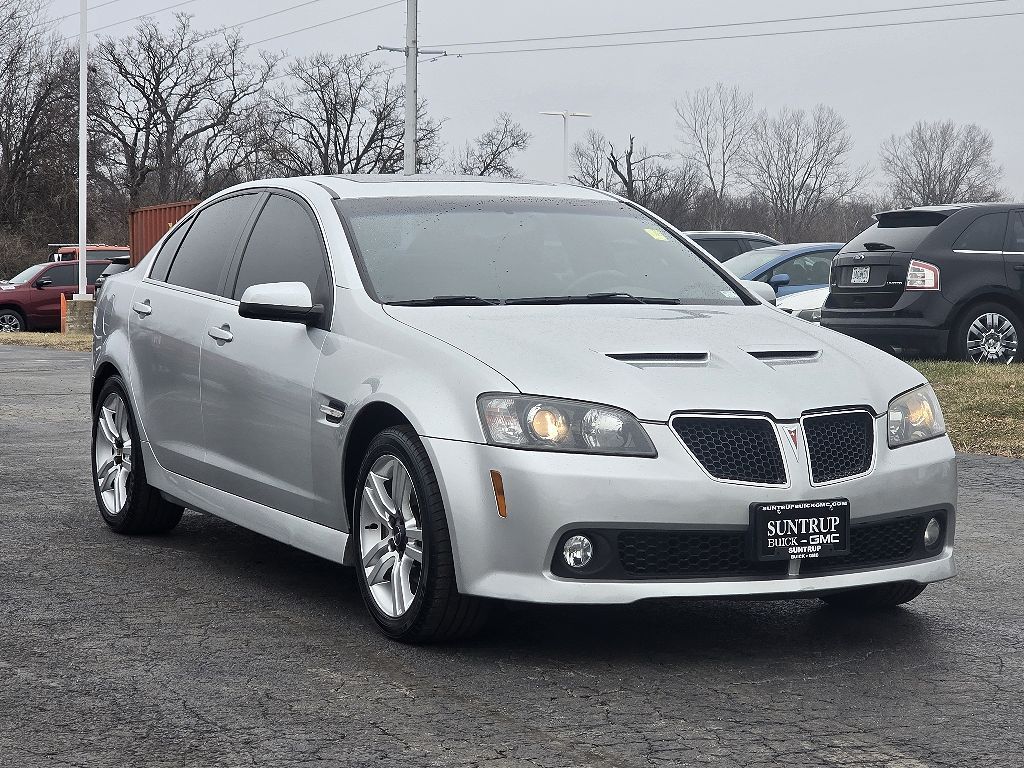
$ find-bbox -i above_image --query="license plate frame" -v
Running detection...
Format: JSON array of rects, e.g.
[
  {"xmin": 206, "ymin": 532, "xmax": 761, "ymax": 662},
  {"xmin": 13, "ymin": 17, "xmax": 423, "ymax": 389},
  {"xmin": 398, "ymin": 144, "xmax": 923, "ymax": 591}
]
[
  {"xmin": 750, "ymin": 499, "xmax": 851, "ymax": 561},
  {"xmin": 850, "ymin": 266, "xmax": 871, "ymax": 284}
]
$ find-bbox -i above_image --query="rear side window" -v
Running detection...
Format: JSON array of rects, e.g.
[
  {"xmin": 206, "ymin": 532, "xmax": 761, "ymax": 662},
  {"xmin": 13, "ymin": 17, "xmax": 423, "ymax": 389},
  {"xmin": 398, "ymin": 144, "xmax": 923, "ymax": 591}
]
[
  {"xmin": 695, "ymin": 238, "xmax": 744, "ymax": 262},
  {"xmin": 149, "ymin": 219, "xmax": 193, "ymax": 282},
  {"xmin": 87, "ymin": 263, "xmax": 106, "ymax": 282},
  {"xmin": 1006, "ymin": 212, "xmax": 1024, "ymax": 252},
  {"xmin": 953, "ymin": 213, "xmax": 1008, "ymax": 252},
  {"xmin": 841, "ymin": 210, "xmax": 949, "ymax": 254},
  {"xmin": 165, "ymin": 194, "xmax": 260, "ymax": 295},
  {"xmin": 231, "ymin": 194, "xmax": 331, "ymax": 306}
]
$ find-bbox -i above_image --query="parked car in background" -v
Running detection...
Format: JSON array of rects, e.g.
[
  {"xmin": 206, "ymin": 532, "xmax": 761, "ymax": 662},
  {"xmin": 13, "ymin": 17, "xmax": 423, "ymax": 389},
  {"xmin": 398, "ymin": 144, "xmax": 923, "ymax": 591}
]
[
  {"xmin": 0, "ymin": 260, "xmax": 108, "ymax": 332},
  {"xmin": 822, "ymin": 204, "xmax": 1024, "ymax": 363},
  {"xmin": 778, "ymin": 286, "xmax": 829, "ymax": 323},
  {"xmin": 91, "ymin": 175, "xmax": 955, "ymax": 643},
  {"xmin": 683, "ymin": 230, "xmax": 780, "ymax": 262},
  {"xmin": 93, "ymin": 253, "xmax": 133, "ymax": 298},
  {"xmin": 725, "ymin": 243, "xmax": 843, "ymax": 297}
]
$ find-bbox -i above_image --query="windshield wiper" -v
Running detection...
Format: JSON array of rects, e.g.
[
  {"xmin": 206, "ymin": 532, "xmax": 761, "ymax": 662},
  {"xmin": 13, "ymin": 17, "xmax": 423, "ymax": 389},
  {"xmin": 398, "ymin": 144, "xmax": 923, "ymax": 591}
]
[
  {"xmin": 505, "ymin": 292, "xmax": 681, "ymax": 305},
  {"xmin": 862, "ymin": 242, "xmax": 895, "ymax": 251},
  {"xmin": 388, "ymin": 295, "xmax": 500, "ymax": 306}
]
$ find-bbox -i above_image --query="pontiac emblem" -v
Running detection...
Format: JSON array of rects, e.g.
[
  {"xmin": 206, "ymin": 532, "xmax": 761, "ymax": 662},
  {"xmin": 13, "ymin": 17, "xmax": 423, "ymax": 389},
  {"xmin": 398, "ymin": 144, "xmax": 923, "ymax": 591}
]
[{"xmin": 785, "ymin": 426, "xmax": 800, "ymax": 450}]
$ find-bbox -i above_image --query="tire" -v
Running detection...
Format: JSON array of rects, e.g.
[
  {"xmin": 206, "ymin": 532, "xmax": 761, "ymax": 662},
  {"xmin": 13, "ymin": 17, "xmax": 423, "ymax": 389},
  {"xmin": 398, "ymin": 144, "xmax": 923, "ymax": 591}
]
[
  {"xmin": 353, "ymin": 425, "xmax": 488, "ymax": 643},
  {"xmin": 820, "ymin": 581, "xmax": 926, "ymax": 610},
  {"xmin": 0, "ymin": 308, "xmax": 25, "ymax": 333},
  {"xmin": 950, "ymin": 301, "xmax": 1021, "ymax": 363},
  {"xmin": 92, "ymin": 375, "xmax": 183, "ymax": 535}
]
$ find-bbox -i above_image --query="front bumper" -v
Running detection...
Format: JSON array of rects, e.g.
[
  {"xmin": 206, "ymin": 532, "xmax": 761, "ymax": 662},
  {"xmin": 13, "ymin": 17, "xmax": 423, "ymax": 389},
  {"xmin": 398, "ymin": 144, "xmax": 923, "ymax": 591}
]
[{"xmin": 422, "ymin": 422, "xmax": 957, "ymax": 604}]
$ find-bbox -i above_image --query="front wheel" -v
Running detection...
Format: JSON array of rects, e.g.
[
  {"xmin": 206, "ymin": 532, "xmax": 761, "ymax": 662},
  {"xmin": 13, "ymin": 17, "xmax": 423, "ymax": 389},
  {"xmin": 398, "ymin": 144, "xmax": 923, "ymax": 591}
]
[
  {"xmin": 0, "ymin": 308, "xmax": 25, "ymax": 332},
  {"xmin": 92, "ymin": 376, "xmax": 183, "ymax": 534},
  {"xmin": 354, "ymin": 426, "xmax": 488, "ymax": 643},
  {"xmin": 820, "ymin": 582, "xmax": 926, "ymax": 609},
  {"xmin": 951, "ymin": 302, "xmax": 1021, "ymax": 363}
]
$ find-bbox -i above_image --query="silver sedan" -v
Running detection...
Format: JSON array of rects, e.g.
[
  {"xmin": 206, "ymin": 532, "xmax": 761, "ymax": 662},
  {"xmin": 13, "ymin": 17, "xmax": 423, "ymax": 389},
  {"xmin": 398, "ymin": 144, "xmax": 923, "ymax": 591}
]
[{"xmin": 91, "ymin": 176, "xmax": 956, "ymax": 642}]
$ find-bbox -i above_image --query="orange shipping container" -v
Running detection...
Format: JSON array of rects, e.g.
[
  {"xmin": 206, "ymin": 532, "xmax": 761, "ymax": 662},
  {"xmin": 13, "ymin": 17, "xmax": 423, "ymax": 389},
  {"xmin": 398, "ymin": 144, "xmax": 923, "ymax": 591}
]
[{"xmin": 128, "ymin": 201, "xmax": 199, "ymax": 266}]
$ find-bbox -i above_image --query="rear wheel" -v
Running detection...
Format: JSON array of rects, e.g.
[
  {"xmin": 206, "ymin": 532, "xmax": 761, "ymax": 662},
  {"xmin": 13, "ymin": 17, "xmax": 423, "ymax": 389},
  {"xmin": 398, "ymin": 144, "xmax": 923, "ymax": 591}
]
[
  {"xmin": 92, "ymin": 376, "xmax": 183, "ymax": 534},
  {"xmin": 0, "ymin": 308, "xmax": 25, "ymax": 332},
  {"xmin": 820, "ymin": 582, "xmax": 926, "ymax": 609},
  {"xmin": 354, "ymin": 425, "xmax": 488, "ymax": 643},
  {"xmin": 951, "ymin": 302, "xmax": 1021, "ymax": 363}
]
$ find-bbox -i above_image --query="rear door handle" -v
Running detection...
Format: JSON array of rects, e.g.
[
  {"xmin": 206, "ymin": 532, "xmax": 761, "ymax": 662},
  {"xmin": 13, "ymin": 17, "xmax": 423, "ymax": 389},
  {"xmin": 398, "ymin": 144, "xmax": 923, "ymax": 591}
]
[
  {"xmin": 1013, "ymin": 264, "xmax": 1024, "ymax": 272},
  {"xmin": 208, "ymin": 325, "xmax": 233, "ymax": 343},
  {"xmin": 131, "ymin": 300, "xmax": 152, "ymax": 316}
]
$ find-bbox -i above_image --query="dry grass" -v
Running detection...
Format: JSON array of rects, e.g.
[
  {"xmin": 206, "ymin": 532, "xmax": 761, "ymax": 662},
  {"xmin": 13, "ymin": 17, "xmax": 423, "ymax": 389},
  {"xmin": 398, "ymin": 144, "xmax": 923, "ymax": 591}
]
[
  {"xmin": 0, "ymin": 332, "xmax": 92, "ymax": 353},
  {"xmin": 911, "ymin": 360, "xmax": 1024, "ymax": 459}
]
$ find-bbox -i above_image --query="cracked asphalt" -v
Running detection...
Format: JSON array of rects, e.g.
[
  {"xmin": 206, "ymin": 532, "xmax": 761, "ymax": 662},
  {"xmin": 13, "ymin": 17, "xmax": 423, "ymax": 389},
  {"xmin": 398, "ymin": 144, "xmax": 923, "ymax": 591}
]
[{"xmin": 1, "ymin": 344, "xmax": 1022, "ymax": 767}]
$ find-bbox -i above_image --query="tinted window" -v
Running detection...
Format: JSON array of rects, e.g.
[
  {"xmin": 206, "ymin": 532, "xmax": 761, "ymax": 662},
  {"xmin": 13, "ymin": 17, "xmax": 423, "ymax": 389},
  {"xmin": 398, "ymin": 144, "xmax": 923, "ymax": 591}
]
[
  {"xmin": 761, "ymin": 251, "xmax": 837, "ymax": 287},
  {"xmin": 165, "ymin": 194, "xmax": 259, "ymax": 295},
  {"xmin": 41, "ymin": 264, "xmax": 76, "ymax": 286},
  {"xmin": 150, "ymin": 219, "xmax": 193, "ymax": 282},
  {"xmin": 746, "ymin": 238, "xmax": 777, "ymax": 250},
  {"xmin": 87, "ymin": 263, "xmax": 107, "ymax": 282},
  {"xmin": 232, "ymin": 195, "xmax": 330, "ymax": 304},
  {"xmin": 341, "ymin": 197, "xmax": 746, "ymax": 306},
  {"xmin": 1006, "ymin": 212, "xmax": 1024, "ymax": 252},
  {"xmin": 694, "ymin": 238, "xmax": 745, "ymax": 262},
  {"xmin": 953, "ymin": 213, "xmax": 1008, "ymax": 252},
  {"xmin": 726, "ymin": 246, "xmax": 793, "ymax": 277},
  {"xmin": 841, "ymin": 210, "xmax": 950, "ymax": 254}
]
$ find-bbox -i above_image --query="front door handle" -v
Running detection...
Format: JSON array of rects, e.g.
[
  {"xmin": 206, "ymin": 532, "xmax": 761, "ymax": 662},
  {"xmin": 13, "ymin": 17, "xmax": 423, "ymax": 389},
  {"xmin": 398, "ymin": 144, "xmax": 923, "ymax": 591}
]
[
  {"xmin": 1013, "ymin": 264, "xmax": 1024, "ymax": 272},
  {"xmin": 131, "ymin": 300, "xmax": 152, "ymax": 316},
  {"xmin": 208, "ymin": 325, "xmax": 233, "ymax": 343}
]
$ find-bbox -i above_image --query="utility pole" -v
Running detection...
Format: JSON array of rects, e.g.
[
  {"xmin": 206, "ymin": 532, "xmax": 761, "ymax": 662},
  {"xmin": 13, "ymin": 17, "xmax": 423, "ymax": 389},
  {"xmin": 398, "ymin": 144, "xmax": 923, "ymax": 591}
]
[
  {"xmin": 379, "ymin": 0, "xmax": 444, "ymax": 175},
  {"xmin": 74, "ymin": 0, "xmax": 88, "ymax": 300},
  {"xmin": 540, "ymin": 111, "xmax": 592, "ymax": 183}
]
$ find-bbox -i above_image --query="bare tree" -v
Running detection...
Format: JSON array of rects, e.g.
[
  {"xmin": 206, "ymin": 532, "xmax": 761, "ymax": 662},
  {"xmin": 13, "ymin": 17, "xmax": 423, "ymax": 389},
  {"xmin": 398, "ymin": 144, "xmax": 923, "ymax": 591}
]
[
  {"xmin": 268, "ymin": 52, "xmax": 441, "ymax": 176},
  {"xmin": 452, "ymin": 112, "xmax": 530, "ymax": 177},
  {"xmin": 879, "ymin": 120, "xmax": 1005, "ymax": 206},
  {"xmin": 605, "ymin": 135, "xmax": 703, "ymax": 224},
  {"xmin": 90, "ymin": 15, "xmax": 277, "ymax": 210},
  {"xmin": 742, "ymin": 105, "xmax": 866, "ymax": 241},
  {"xmin": 675, "ymin": 82, "xmax": 753, "ymax": 228},
  {"xmin": 570, "ymin": 128, "xmax": 614, "ymax": 190}
]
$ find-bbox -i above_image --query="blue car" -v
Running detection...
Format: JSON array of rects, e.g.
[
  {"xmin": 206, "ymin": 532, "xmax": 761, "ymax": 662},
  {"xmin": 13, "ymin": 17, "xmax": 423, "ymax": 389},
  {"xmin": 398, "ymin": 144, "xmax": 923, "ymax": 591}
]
[{"xmin": 725, "ymin": 242, "xmax": 844, "ymax": 297}]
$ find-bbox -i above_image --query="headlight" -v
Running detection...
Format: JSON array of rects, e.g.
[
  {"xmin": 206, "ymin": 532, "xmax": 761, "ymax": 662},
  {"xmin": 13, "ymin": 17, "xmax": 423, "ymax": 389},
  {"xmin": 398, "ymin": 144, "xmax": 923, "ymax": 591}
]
[
  {"xmin": 887, "ymin": 384, "xmax": 945, "ymax": 448},
  {"xmin": 796, "ymin": 308, "xmax": 822, "ymax": 323},
  {"xmin": 478, "ymin": 394, "xmax": 656, "ymax": 456}
]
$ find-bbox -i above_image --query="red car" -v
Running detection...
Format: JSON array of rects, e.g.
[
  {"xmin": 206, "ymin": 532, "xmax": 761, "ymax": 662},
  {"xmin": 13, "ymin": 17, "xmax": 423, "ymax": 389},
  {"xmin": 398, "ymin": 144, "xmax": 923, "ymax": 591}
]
[{"xmin": 0, "ymin": 260, "xmax": 109, "ymax": 332}]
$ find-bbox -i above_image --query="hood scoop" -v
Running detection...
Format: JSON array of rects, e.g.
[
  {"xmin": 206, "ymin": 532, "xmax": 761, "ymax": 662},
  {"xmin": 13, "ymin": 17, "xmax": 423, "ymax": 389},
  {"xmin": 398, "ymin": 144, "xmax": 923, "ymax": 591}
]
[
  {"xmin": 744, "ymin": 347, "xmax": 822, "ymax": 365},
  {"xmin": 607, "ymin": 352, "xmax": 709, "ymax": 369}
]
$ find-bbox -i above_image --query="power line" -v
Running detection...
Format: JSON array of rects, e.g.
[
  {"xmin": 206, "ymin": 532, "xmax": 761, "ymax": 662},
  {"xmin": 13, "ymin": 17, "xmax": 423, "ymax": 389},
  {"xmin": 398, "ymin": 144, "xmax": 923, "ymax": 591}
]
[
  {"xmin": 60, "ymin": 0, "xmax": 200, "ymax": 39},
  {"xmin": 223, "ymin": 0, "xmax": 333, "ymax": 33},
  {"xmin": 427, "ymin": 0, "xmax": 1011, "ymax": 48},
  {"xmin": 447, "ymin": 9, "xmax": 1024, "ymax": 57},
  {"xmin": 51, "ymin": 0, "xmax": 129, "ymax": 24},
  {"xmin": 249, "ymin": 0, "xmax": 403, "ymax": 46}
]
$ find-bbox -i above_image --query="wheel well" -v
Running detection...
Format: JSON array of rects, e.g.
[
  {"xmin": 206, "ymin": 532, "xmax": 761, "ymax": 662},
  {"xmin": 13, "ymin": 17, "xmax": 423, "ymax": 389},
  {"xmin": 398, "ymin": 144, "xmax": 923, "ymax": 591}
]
[
  {"xmin": 948, "ymin": 293, "xmax": 1024, "ymax": 354},
  {"xmin": 342, "ymin": 402, "xmax": 413, "ymax": 522},
  {"xmin": 92, "ymin": 362, "xmax": 120, "ymax": 410}
]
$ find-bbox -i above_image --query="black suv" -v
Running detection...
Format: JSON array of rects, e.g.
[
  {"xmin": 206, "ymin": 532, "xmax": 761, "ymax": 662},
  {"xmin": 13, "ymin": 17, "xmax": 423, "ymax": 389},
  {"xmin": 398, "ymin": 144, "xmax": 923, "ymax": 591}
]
[{"xmin": 822, "ymin": 204, "xmax": 1023, "ymax": 363}]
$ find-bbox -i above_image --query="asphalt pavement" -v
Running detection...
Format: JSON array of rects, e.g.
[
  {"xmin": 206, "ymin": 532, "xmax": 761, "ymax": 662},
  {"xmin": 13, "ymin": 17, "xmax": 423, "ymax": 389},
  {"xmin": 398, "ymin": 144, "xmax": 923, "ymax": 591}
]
[{"xmin": 1, "ymin": 344, "xmax": 1022, "ymax": 767}]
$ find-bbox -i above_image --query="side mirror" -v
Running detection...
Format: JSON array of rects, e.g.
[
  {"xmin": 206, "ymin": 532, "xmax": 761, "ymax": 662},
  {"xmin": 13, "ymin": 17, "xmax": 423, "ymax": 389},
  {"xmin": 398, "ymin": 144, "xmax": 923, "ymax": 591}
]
[
  {"xmin": 742, "ymin": 279, "xmax": 777, "ymax": 306},
  {"xmin": 34, "ymin": 278, "xmax": 53, "ymax": 289},
  {"xmin": 768, "ymin": 273, "xmax": 791, "ymax": 289},
  {"xmin": 238, "ymin": 282, "xmax": 324, "ymax": 325}
]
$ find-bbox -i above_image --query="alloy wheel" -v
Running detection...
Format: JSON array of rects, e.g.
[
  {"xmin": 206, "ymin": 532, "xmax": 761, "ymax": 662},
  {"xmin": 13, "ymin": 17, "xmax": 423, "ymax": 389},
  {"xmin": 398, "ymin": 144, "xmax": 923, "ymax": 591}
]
[
  {"xmin": 0, "ymin": 312, "xmax": 22, "ymax": 332},
  {"xmin": 94, "ymin": 392, "xmax": 133, "ymax": 514},
  {"xmin": 966, "ymin": 312, "xmax": 1018, "ymax": 363},
  {"xmin": 358, "ymin": 455, "xmax": 424, "ymax": 618}
]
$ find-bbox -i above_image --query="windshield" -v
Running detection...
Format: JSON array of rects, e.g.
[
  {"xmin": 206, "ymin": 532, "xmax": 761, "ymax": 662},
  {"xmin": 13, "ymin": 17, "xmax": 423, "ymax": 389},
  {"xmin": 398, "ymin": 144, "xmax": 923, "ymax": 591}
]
[
  {"xmin": 725, "ymin": 246, "xmax": 795, "ymax": 277},
  {"xmin": 339, "ymin": 196, "xmax": 746, "ymax": 306},
  {"xmin": 3, "ymin": 264, "xmax": 44, "ymax": 285}
]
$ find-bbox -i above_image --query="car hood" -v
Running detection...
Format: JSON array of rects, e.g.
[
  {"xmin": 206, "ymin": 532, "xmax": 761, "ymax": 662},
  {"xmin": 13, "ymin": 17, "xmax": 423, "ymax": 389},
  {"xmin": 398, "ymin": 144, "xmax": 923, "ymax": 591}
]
[{"xmin": 385, "ymin": 304, "xmax": 925, "ymax": 421}]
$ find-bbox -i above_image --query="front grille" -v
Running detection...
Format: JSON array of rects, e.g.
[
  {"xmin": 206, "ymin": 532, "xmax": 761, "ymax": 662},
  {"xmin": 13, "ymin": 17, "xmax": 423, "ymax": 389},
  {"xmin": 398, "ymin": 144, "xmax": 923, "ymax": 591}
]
[
  {"xmin": 803, "ymin": 411, "xmax": 874, "ymax": 483},
  {"xmin": 673, "ymin": 417, "xmax": 786, "ymax": 485}
]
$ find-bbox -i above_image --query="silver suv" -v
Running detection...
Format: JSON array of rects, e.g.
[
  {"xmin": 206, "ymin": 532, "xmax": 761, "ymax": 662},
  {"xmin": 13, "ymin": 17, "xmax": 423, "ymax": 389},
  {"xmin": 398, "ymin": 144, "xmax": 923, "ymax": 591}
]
[{"xmin": 92, "ymin": 176, "xmax": 956, "ymax": 642}]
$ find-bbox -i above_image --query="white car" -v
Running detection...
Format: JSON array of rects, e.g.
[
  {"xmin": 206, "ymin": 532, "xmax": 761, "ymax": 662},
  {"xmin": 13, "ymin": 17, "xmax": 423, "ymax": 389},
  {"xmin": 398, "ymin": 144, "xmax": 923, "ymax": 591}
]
[{"xmin": 778, "ymin": 286, "xmax": 830, "ymax": 323}]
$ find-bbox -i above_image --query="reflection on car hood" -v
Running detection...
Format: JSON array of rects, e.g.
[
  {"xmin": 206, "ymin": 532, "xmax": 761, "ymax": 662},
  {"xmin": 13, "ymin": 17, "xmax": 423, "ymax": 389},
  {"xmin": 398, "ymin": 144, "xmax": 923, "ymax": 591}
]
[
  {"xmin": 385, "ymin": 304, "xmax": 924, "ymax": 421},
  {"xmin": 777, "ymin": 287, "xmax": 830, "ymax": 312}
]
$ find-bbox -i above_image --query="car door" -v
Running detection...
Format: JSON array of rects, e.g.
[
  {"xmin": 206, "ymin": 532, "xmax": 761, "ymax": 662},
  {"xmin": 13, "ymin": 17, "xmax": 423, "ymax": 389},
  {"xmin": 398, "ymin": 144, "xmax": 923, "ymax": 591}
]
[
  {"xmin": 1004, "ymin": 210, "xmax": 1024, "ymax": 294},
  {"xmin": 27, "ymin": 263, "xmax": 77, "ymax": 328},
  {"xmin": 129, "ymin": 192, "xmax": 262, "ymax": 480},
  {"xmin": 198, "ymin": 191, "xmax": 333, "ymax": 523}
]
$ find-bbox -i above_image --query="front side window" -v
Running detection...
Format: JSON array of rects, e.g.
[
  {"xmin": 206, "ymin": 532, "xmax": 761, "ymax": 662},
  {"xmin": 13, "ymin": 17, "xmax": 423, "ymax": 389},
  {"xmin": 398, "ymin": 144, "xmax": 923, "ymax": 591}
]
[
  {"xmin": 953, "ymin": 213, "xmax": 1008, "ymax": 252},
  {"xmin": 232, "ymin": 194, "xmax": 330, "ymax": 305},
  {"xmin": 762, "ymin": 251, "xmax": 837, "ymax": 287},
  {"xmin": 150, "ymin": 218, "xmax": 193, "ymax": 283},
  {"xmin": 164, "ymin": 194, "xmax": 260, "ymax": 295},
  {"xmin": 40, "ymin": 264, "xmax": 76, "ymax": 286},
  {"xmin": 339, "ymin": 197, "xmax": 747, "ymax": 306}
]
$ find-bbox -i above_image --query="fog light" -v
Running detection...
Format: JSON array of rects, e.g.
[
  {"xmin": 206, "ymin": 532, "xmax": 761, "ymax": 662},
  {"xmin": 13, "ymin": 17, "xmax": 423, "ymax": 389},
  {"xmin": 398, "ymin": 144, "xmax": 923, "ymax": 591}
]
[
  {"xmin": 563, "ymin": 535, "xmax": 593, "ymax": 568},
  {"xmin": 924, "ymin": 517, "xmax": 942, "ymax": 549}
]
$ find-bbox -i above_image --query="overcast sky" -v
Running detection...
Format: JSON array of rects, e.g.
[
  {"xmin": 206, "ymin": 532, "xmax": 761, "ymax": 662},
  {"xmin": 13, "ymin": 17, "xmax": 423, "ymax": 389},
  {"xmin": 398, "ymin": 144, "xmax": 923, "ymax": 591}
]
[{"xmin": 50, "ymin": 0, "xmax": 1024, "ymax": 197}]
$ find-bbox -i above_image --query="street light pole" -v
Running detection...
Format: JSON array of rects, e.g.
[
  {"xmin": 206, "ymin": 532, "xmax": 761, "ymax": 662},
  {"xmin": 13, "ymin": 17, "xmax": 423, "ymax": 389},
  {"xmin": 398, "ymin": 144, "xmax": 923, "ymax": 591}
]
[
  {"xmin": 75, "ymin": 0, "xmax": 88, "ymax": 300},
  {"xmin": 540, "ymin": 110, "xmax": 591, "ymax": 183}
]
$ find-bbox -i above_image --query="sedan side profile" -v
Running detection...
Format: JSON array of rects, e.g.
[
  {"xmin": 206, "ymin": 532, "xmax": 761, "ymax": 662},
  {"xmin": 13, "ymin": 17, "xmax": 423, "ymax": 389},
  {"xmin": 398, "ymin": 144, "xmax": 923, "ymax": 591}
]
[{"xmin": 92, "ymin": 176, "xmax": 956, "ymax": 642}]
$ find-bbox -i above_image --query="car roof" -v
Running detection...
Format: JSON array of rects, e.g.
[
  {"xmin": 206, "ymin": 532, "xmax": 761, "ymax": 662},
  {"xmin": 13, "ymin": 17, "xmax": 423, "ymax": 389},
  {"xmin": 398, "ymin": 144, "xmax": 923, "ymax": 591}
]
[{"xmin": 875, "ymin": 203, "xmax": 1021, "ymax": 218}]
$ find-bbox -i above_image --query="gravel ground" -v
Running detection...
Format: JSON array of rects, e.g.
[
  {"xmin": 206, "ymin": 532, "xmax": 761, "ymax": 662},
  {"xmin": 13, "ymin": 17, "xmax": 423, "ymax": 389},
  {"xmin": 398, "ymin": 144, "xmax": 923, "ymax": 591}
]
[{"xmin": 1, "ymin": 345, "xmax": 1021, "ymax": 768}]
